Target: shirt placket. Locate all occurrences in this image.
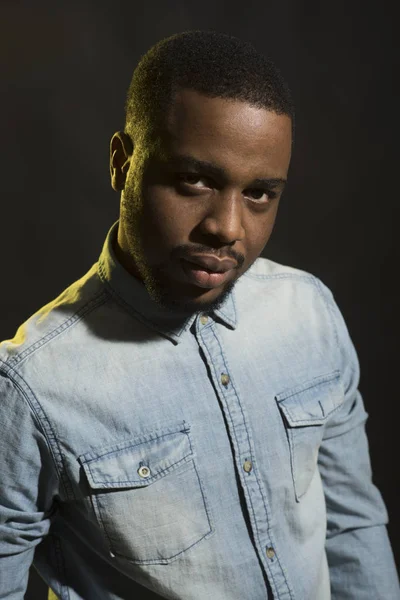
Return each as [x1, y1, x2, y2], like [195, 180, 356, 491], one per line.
[195, 313, 293, 600]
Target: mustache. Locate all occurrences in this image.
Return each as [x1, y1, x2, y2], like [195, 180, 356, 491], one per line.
[173, 244, 245, 269]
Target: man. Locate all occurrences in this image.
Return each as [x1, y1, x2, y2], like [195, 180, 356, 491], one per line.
[0, 30, 398, 600]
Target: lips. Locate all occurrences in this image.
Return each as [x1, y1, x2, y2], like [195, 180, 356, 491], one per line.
[180, 255, 237, 289]
[183, 254, 237, 273]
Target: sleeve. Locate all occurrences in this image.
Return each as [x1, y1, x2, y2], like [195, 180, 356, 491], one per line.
[0, 369, 59, 599]
[316, 281, 400, 599]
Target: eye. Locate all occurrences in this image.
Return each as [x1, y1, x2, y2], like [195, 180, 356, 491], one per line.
[177, 173, 210, 188]
[244, 188, 278, 204]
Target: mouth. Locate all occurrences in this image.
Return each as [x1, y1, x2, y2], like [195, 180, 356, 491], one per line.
[180, 259, 236, 289]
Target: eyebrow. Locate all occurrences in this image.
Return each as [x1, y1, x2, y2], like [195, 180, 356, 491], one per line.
[166, 154, 287, 188]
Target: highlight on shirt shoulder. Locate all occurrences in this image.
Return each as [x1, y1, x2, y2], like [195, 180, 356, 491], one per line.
[244, 256, 318, 283]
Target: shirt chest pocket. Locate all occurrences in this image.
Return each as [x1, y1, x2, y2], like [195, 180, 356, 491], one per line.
[79, 423, 213, 564]
[275, 371, 344, 501]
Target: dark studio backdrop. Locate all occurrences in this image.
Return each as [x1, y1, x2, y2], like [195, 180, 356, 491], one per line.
[1, 1, 398, 597]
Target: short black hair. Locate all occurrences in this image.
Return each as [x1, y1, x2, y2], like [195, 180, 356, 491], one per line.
[124, 30, 294, 144]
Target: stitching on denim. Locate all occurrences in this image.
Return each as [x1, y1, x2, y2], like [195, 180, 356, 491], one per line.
[7, 290, 109, 368]
[205, 324, 294, 598]
[242, 270, 316, 283]
[0, 288, 111, 501]
[185, 426, 194, 456]
[98, 259, 187, 343]
[183, 429, 214, 536]
[320, 400, 368, 441]
[287, 428, 301, 502]
[207, 331, 277, 589]
[281, 415, 325, 426]
[85, 451, 192, 488]
[82, 426, 193, 487]
[314, 277, 365, 438]
[279, 409, 342, 426]
[275, 370, 341, 402]
[220, 289, 238, 328]
[98, 259, 172, 333]
[277, 396, 303, 508]
[192, 461, 214, 538]
[52, 535, 71, 600]
[249, 464, 295, 599]
[179, 316, 197, 336]
[98, 257, 235, 337]
[215, 290, 237, 329]
[96, 461, 213, 565]
[115, 532, 213, 565]
[231, 289, 238, 323]
[0, 362, 74, 500]
[113, 524, 213, 564]
[276, 371, 343, 428]
[120, 463, 213, 565]
[91, 493, 114, 554]
[80, 423, 189, 463]
[199, 326, 286, 597]
[287, 425, 322, 502]
[314, 277, 341, 361]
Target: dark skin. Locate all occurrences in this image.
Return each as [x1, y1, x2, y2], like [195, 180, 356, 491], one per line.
[110, 89, 292, 312]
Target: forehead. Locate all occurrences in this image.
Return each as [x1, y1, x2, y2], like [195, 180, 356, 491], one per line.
[156, 89, 292, 178]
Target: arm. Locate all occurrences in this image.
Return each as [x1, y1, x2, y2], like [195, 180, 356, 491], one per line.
[317, 281, 400, 599]
[0, 369, 58, 599]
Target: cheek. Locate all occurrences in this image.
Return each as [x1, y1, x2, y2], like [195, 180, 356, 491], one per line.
[246, 209, 279, 255]
[140, 187, 195, 249]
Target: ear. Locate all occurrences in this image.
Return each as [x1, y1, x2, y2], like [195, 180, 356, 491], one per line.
[109, 131, 134, 191]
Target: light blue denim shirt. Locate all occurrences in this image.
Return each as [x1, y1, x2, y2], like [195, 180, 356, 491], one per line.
[0, 221, 399, 600]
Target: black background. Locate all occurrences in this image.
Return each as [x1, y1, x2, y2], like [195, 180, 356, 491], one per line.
[1, 1, 398, 597]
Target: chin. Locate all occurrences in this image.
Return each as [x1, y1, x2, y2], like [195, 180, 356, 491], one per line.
[150, 279, 236, 314]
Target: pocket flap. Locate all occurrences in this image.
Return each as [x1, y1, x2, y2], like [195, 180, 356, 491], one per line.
[79, 422, 192, 489]
[276, 371, 343, 426]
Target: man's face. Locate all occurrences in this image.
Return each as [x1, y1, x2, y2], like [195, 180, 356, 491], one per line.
[114, 89, 292, 313]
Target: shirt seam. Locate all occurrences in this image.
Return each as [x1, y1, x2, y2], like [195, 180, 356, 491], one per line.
[6, 289, 110, 368]
[98, 259, 188, 343]
[0, 289, 112, 500]
[242, 270, 317, 283]
[313, 277, 341, 369]
[51, 534, 71, 600]
[0, 360, 72, 500]
[204, 325, 294, 599]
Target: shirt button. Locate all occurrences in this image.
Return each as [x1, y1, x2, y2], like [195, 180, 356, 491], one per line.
[266, 547, 275, 559]
[221, 373, 230, 386]
[138, 465, 151, 478]
[243, 460, 253, 473]
[200, 314, 209, 325]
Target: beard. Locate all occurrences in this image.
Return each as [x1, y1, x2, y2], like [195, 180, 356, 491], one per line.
[119, 181, 244, 315]
[118, 217, 241, 315]
[146, 268, 238, 314]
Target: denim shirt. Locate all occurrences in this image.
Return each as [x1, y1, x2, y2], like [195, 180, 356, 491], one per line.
[0, 221, 399, 600]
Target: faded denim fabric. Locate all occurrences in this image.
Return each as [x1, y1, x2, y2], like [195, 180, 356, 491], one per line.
[0, 220, 399, 600]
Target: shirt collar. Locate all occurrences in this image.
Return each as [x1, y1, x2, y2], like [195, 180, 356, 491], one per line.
[97, 221, 237, 344]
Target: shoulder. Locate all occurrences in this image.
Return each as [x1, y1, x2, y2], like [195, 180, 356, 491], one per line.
[239, 256, 332, 297]
[0, 263, 108, 371]
[236, 257, 355, 373]
[235, 256, 343, 350]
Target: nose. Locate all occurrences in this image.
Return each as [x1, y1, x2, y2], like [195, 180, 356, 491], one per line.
[198, 189, 245, 245]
